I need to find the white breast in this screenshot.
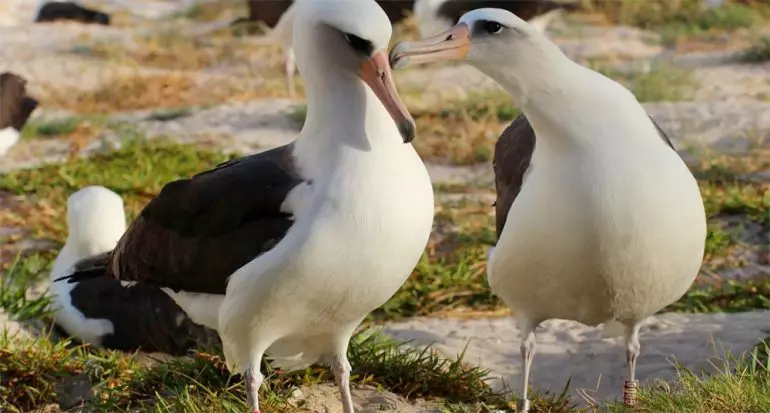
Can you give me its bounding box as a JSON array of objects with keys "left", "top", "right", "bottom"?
[
  {"left": 489, "top": 138, "right": 706, "bottom": 327},
  {"left": 218, "top": 142, "right": 434, "bottom": 372}
]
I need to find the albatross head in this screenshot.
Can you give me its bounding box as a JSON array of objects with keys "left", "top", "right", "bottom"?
[
  {"left": 65, "top": 186, "right": 126, "bottom": 257},
  {"left": 293, "top": 0, "right": 415, "bottom": 142},
  {"left": 389, "top": 8, "right": 568, "bottom": 99}
]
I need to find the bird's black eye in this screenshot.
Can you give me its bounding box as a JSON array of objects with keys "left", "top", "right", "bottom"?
[
  {"left": 484, "top": 21, "right": 503, "bottom": 34},
  {"left": 344, "top": 33, "right": 374, "bottom": 56}
]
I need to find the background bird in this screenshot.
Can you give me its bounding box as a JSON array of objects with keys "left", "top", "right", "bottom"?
[{"left": 50, "top": 186, "right": 219, "bottom": 355}]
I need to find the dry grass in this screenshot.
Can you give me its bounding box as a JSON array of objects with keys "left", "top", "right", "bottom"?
[
  {"left": 39, "top": 71, "right": 271, "bottom": 114},
  {"left": 582, "top": 0, "right": 769, "bottom": 46},
  {"left": 40, "top": 22, "right": 293, "bottom": 114}
]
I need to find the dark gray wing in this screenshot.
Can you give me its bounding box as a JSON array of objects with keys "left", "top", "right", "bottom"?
[
  {"left": 0, "top": 72, "right": 38, "bottom": 131},
  {"left": 493, "top": 115, "right": 536, "bottom": 239},
  {"left": 65, "top": 143, "right": 305, "bottom": 295},
  {"left": 60, "top": 277, "right": 219, "bottom": 355}
]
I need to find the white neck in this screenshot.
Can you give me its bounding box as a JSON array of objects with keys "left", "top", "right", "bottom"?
[
  {"left": 292, "top": 38, "right": 402, "bottom": 169},
  {"left": 473, "top": 43, "right": 611, "bottom": 152}
]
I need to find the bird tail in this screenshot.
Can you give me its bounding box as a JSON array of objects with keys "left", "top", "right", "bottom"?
[{"left": 53, "top": 251, "right": 111, "bottom": 284}]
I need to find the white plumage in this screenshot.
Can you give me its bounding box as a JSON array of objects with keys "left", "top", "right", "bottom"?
[
  {"left": 391, "top": 8, "right": 706, "bottom": 411},
  {"left": 0, "top": 127, "right": 20, "bottom": 157},
  {"left": 159, "top": 1, "right": 435, "bottom": 412}
]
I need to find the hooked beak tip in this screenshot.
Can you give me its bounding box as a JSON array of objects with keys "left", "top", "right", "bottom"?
[
  {"left": 389, "top": 43, "right": 410, "bottom": 70},
  {"left": 399, "top": 120, "right": 416, "bottom": 143}
]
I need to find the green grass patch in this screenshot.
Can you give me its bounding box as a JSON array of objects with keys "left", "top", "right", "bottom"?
[
  {"left": 0, "top": 328, "right": 512, "bottom": 412},
  {"left": 0, "top": 253, "right": 53, "bottom": 322},
  {"left": 741, "top": 36, "right": 770, "bottom": 63},
  {"left": 666, "top": 278, "right": 770, "bottom": 313},
  {"left": 0, "top": 136, "right": 228, "bottom": 241},
  {"left": 613, "top": 0, "right": 766, "bottom": 45},
  {"left": 618, "top": 350, "right": 770, "bottom": 412},
  {"left": 21, "top": 117, "right": 82, "bottom": 139},
  {"left": 145, "top": 107, "right": 193, "bottom": 122},
  {"left": 591, "top": 62, "right": 698, "bottom": 103}
]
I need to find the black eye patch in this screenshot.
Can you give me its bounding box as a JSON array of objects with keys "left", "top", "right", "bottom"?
[
  {"left": 473, "top": 19, "right": 504, "bottom": 36},
  {"left": 344, "top": 33, "right": 375, "bottom": 56}
]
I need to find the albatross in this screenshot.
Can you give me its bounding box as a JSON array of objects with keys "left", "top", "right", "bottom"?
[
  {"left": 50, "top": 186, "right": 217, "bottom": 355},
  {"left": 390, "top": 8, "right": 706, "bottom": 411},
  {"left": 61, "top": 1, "right": 434, "bottom": 412}
]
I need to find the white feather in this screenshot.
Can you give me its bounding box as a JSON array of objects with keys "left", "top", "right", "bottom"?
[{"left": 0, "top": 127, "right": 20, "bottom": 157}]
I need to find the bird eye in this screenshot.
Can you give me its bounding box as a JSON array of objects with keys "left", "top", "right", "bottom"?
[
  {"left": 484, "top": 21, "right": 503, "bottom": 34},
  {"left": 344, "top": 33, "right": 374, "bottom": 56}
]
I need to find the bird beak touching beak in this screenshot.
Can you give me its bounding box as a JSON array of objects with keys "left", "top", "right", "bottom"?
[
  {"left": 389, "top": 23, "right": 470, "bottom": 70},
  {"left": 359, "top": 50, "right": 416, "bottom": 143}
]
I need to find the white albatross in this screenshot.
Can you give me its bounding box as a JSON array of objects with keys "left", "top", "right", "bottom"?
[
  {"left": 59, "top": 1, "right": 435, "bottom": 412},
  {"left": 390, "top": 8, "right": 707, "bottom": 411},
  {"left": 50, "top": 186, "right": 217, "bottom": 355}
]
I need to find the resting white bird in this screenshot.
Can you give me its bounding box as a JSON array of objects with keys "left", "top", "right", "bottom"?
[
  {"left": 61, "top": 1, "right": 434, "bottom": 412},
  {"left": 391, "top": 8, "right": 706, "bottom": 412},
  {"left": 50, "top": 186, "right": 217, "bottom": 355}
]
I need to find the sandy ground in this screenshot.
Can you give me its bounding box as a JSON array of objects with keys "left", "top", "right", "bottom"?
[{"left": 384, "top": 311, "right": 770, "bottom": 405}]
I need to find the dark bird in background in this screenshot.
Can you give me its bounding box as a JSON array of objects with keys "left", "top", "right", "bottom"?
[
  {"left": 0, "top": 72, "right": 38, "bottom": 156},
  {"left": 415, "top": 0, "right": 581, "bottom": 38},
  {"left": 231, "top": 0, "right": 416, "bottom": 97},
  {"left": 35, "top": 1, "right": 111, "bottom": 25}
]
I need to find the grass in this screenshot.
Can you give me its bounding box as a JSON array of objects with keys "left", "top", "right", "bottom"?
[
  {"left": 0, "top": 136, "right": 228, "bottom": 241},
  {"left": 740, "top": 36, "right": 770, "bottom": 63},
  {"left": 0, "top": 253, "right": 53, "bottom": 323},
  {"left": 43, "top": 25, "right": 291, "bottom": 114},
  {"left": 39, "top": 72, "right": 271, "bottom": 114},
  {"left": 174, "top": 0, "right": 246, "bottom": 22},
  {"left": 21, "top": 118, "right": 81, "bottom": 139},
  {"left": 146, "top": 107, "right": 194, "bottom": 122},
  {"left": 589, "top": 62, "right": 699, "bottom": 102},
  {"left": 586, "top": 0, "right": 769, "bottom": 46},
  {"left": 0, "top": 329, "right": 511, "bottom": 412},
  {"left": 620, "top": 350, "right": 770, "bottom": 412}
]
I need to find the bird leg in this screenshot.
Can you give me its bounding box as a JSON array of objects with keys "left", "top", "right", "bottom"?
[
  {"left": 244, "top": 362, "right": 264, "bottom": 413},
  {"left": 623, "top": 324, "right": 641, "bottom": 407},
  {"left": 285, "top": 48, "right": 296, "bottom": 98},
  {"left": 517, "top": 326, "right": 537, "bottom": 413},
  {"left": 332, "top": 353, "right": 355, "bottom": 413}
]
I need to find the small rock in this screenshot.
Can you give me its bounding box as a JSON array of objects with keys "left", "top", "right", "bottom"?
[
  {"left": 287, "top": 387, "right": 305, "bottom": 407},
  {"left": 54, "top": 374, "right": 93, "bottom": 410}
]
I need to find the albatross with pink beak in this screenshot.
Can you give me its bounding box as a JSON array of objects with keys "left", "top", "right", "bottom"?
[
  {"left": 391, "top": 8, "right": 706, "bottom": 412},
  {"left": 59, "top": 1, "right": 434, "bottom": 412}
]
